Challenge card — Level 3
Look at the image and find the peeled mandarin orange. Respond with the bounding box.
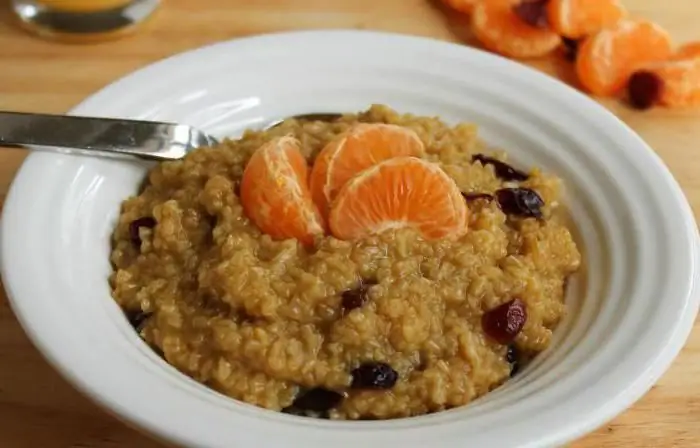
[643,42,700,107]
[576,19,673,96]
[472,0,561,59]
[441,0,479,14]
[309,123,424,218]
[329,157,468,241]
[547,0,626,39]
[676,42,700,60]
[240,136,325,246]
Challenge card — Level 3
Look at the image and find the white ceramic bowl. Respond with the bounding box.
[1,30,698,448]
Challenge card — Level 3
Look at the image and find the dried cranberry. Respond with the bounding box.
[472,154,529,182]
[512,0,549,29]
[495,188,544,219]
[287,388,344,413]
[562,37,579,62]
[129,217,156,247]
[506,345,521,376]
[125,309,152,332]
[482,299,528,344]
[462,192,495,202]
[351,362,398,389]
[628,70,663,110]
[341,280,376,313]
[281,406,306,416]
[207,215,218,228]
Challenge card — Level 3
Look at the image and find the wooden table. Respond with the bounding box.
[1,0,698,446]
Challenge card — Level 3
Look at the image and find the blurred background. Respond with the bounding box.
[10,0,161,42]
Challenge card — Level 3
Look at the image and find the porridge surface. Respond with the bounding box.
[110,105,581,419]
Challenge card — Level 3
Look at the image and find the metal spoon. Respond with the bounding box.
[0,111,343,161]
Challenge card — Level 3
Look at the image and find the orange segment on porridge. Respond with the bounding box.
[309,123,424,219]
[329,157,468,241]
[240,135,325,246]
[546,0,626,39]
[471,0,561,59]
[576,19,673,96]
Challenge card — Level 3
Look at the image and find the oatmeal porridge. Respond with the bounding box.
[109,105,581,420]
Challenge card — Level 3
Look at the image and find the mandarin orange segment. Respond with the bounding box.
[240,136,325,246]
[674,42,700,60]
[644,43,700,107]
[329,157,468,241]
[546,0,626,40]
[471,0,561,59]
[309,123,424,218]
[441,0,479,14]
[576,19,673,96]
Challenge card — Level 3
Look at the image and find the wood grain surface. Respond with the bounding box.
[0,0,699,446]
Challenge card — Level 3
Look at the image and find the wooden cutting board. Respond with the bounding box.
[0,0,698,446]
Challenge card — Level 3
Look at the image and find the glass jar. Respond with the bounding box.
[11,0,161,42]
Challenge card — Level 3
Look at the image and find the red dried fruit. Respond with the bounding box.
[462,192,495,202]
[285,388,344,414]
[472,154,529,181]
[628,70,664,110]
[351,362,398,389]
[129,217,156,247]
[495,188,545,218]
[512,0,549,29]
[125,309,152,332]
[482,298,528,344]
[562,37,579,61]
[506,344,521,376]
[341,280,377,313]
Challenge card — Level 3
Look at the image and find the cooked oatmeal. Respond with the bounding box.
[109,105,581,420]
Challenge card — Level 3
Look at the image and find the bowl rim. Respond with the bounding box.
[1,29,699,448]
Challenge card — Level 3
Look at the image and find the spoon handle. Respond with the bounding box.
[0,111,212,161]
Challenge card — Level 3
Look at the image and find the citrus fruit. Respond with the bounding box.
[472,0,561,59]
[546,0,626,39]
[633,42,700,108]
[676,42,700,60]
[309,123,424,218]
[328,157,468,241]
[240,136,325,246]
[576,19,673,96]
[441,0,479,14]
